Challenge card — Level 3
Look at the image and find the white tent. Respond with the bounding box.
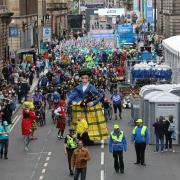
[162,35,180,57]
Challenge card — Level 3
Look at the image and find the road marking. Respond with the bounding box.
[100,140,105,180]
[101,140,104,149]
[44,162,48,167]
[31,146,45,180]
[42,169,46,174]
[101,170,105,180]
[27,152,50,155]
[39,176,44,180]
[12,115,18,124]
[101,152,104,165]
[48,152,52,156]
[46,157,50,161]
[10,115,21,132]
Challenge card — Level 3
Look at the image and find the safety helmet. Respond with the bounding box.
[69,128,75,132]
[136,119,143,123]
[114,124,119,129]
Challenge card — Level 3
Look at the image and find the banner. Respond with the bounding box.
[117,24,135,46]
[146,0,153,23]
[43,27,51,42]
[96,8,125,16]
[90,29,114,39]
[9,27,18,37]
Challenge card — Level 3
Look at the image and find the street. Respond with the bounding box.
[0,107,179,180]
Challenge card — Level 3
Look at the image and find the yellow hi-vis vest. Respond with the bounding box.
[67,135,77,149]
[132,126,147,136]
[111,131,124,142]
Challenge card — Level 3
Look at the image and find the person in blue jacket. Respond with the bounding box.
[132,119,149,166]
[0,121,10,159]
[109,124,127,174]
[67,68,103,106]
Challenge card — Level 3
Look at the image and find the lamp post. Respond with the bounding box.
[79,0,81,14]
[154,0,157,32]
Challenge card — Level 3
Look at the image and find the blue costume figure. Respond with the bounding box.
[52,91,60,104]
[32,90,43,108]
[38,75,49,87]
[67,69,103,106]
[68,68,109,141]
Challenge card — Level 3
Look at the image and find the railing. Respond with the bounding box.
[0,5,10,14]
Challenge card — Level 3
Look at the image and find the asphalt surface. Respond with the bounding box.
[0,92,180,180]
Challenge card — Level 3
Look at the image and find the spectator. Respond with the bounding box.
[21,79,30,102]
[0,121,10,159]
[28,69,35,86]
[111,89,123,120]
[164,115,175,152]
[1,100,13,125]
[2,65,10,82]
[153,116,165,152]
[166,116,176,152]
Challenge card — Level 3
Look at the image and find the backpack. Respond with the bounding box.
[112,94,121,105]
[168,123,175,132]
[53,93,60,103]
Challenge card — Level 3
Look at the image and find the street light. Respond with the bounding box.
[79,0,81,14]
[154,0,157,32]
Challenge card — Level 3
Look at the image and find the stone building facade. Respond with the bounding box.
[1,0,46,52]
[157,0,180,38]
[0,4,13,69]
[46,0,72,38]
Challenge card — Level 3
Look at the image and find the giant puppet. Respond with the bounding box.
[67,68,108,141]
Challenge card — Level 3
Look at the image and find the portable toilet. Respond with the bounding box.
[168,84,180,97]
[139,84,180,118]
[143,91,161,125]
[146,92,180,144]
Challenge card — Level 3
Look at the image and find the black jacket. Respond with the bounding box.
[153,121,165,136]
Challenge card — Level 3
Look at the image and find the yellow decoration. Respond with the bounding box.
[72,103,109,141]
[23,101,34,109]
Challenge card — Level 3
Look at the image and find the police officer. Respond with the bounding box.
[109,124,127,174]
[132,119,149,166]
[64,128,78,176]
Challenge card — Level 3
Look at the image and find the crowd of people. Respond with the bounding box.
[0,36,177,180]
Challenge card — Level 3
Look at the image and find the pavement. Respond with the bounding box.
[0,104,180,180]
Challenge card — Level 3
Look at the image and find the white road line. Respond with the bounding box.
[12,115,18,124]
[10,115,21,132]
[48,152,52,156]
[39,176,44,180]
[101,152,104,165]
[101,170,105,180]
[46,156,50,161]
[101,140,105,149]
[42,169,46,174]
[27,152,50,155]
[44,162,48,167]
[31,146,45,180]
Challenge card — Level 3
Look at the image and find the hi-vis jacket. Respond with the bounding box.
[131,126,149,144]
[109,131,127,153]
